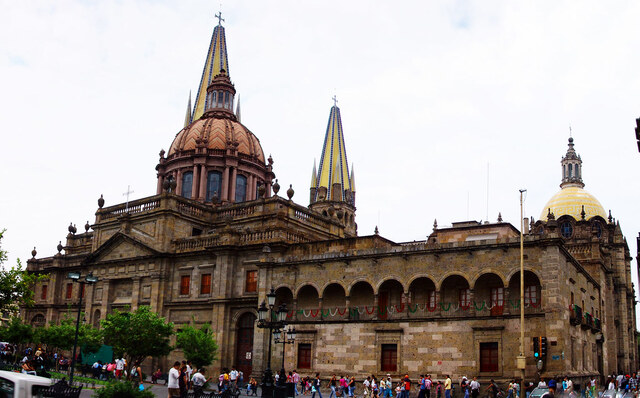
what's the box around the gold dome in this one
[168,117,265,163]
[540,187,607,221]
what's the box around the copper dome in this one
[168,117,265,163]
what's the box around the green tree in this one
[101,306,173,365]
[0,230,48,312]
[94,380,154,398]
[0,316,33,362]
[176,322,219,368]
[34,313,103,354]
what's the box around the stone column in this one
[373,294,379,320]
[99,280,111,320]
[230,168,237,202]
[156,174,164,194]
[150,274,162,313]
[191,165,199,199]
[248,175,255,201]
[503,287,511,315]
[318,297,324,320]
[222,167,230,201]
[131,277,141,311]
[345,296,351,321]
[199,166,208,201]
[176,169,183,196]
[84,283,94,324]
[468,289,476,316]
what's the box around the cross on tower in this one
[215,11,224,26]
[123,185,134,212]
[332,95,338,107]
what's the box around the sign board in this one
[246,352,252,360]
[552,355,560,360]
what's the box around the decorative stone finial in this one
[580,205,586,220]
[98,194,105,209]
[31,247,37,258]
[85,221,90,232]
[272,179,280,195]
[433,219,438,231]
[257,183,266,198]
[169,177,177,192]
[268,154,273,166]
[287,184,294,200]
[68,222,75,234]
[57,241,63,253]
[374,226,379,235]
[608,210,613,224]
[497,212,503,222]
[159,149,165,158]
[547,208,555,221]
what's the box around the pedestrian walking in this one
[312,373,323,398]
[469,377,480,398]
[330,375,338,398]
[167,361,181,398]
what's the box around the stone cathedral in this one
[25,18,637,385]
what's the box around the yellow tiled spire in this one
[314,100,352,202]
[192,13,230,123]
[183,91,192,128]
[310,159,317,187]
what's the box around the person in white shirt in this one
[167,361,181,398]
[192,368,211,394]
[469,377,480,398]
[364,376,371,398]
[230,367,239,387]
[115,358,125,379]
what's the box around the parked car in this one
[0,370,51,398]
[529,387,549,398]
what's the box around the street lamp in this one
[257,288,288,398]
[67,271,98,384]
[275,326,296,385]
[518,189,527,398]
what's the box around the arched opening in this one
[206,171,222,202]
[235,312,256,378]
[31,314,45,327]
[275,287,294,321]
[349,281,375,320]
[508,271,542,314]
[408,277,437,317]
[474,273,505,316]
[322,284,346,320]
[378,279,404,320]
[440,275,471,315]
[297,285,320,311]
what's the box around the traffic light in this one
[533,337,540,358]
[540,337,548,358]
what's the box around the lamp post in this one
[257,287,288,398]
[518,189,527,398]
[274,326,296,384]
[67,271,98,384]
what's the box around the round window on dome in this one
[560,221,573,239]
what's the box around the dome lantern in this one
[560,137,584,189]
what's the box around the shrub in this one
[94,381,154,398]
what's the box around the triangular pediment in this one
[84,233,160,264]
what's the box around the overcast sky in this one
[1,1,639,301]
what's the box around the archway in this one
[235,312,256,378]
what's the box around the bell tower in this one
[309,99,356,236]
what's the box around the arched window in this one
[568,164,573,178]
[235,175,247,202]
[181,172,193,198]
[206,171,222,202]
[560,222,573,239]
[218,91,224,107]
[592,221,602,238]
[211,91,217,108]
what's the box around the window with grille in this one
[41,285,47,300]
[245,270,257,293]
[491,287,504,307]
[298,343,311,369]
[201,274,212,295]
[381,344,397,372]
[459,288,470,308]
[525,285,539,305]
[479,342,499,372]
[180,275,191,295]
[66,283,73,299]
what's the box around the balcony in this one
[592,317,602,333]
[570,305,583,326]
[582,312,594,330]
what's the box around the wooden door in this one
[235,313,256,378]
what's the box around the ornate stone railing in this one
[172,235,218,252]
[291,207,330,229]
[219,204,257,218]
[100,197,161,220]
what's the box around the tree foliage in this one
[101,306,173,365]
[0,230,48,312]
[34,312,103,354]
[0,316,33,346]
[176,322,219,368]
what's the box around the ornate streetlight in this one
[67,271,98,384]
[274,326,296,385]
[257,288,288,398]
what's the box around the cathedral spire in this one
[560,136,584,189]
[183,91,192,128]
[192,13,230,122]
[313,101,352,202]
[235,94,241,123]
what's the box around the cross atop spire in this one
[215,11,224,26]
[332,95,338,107]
